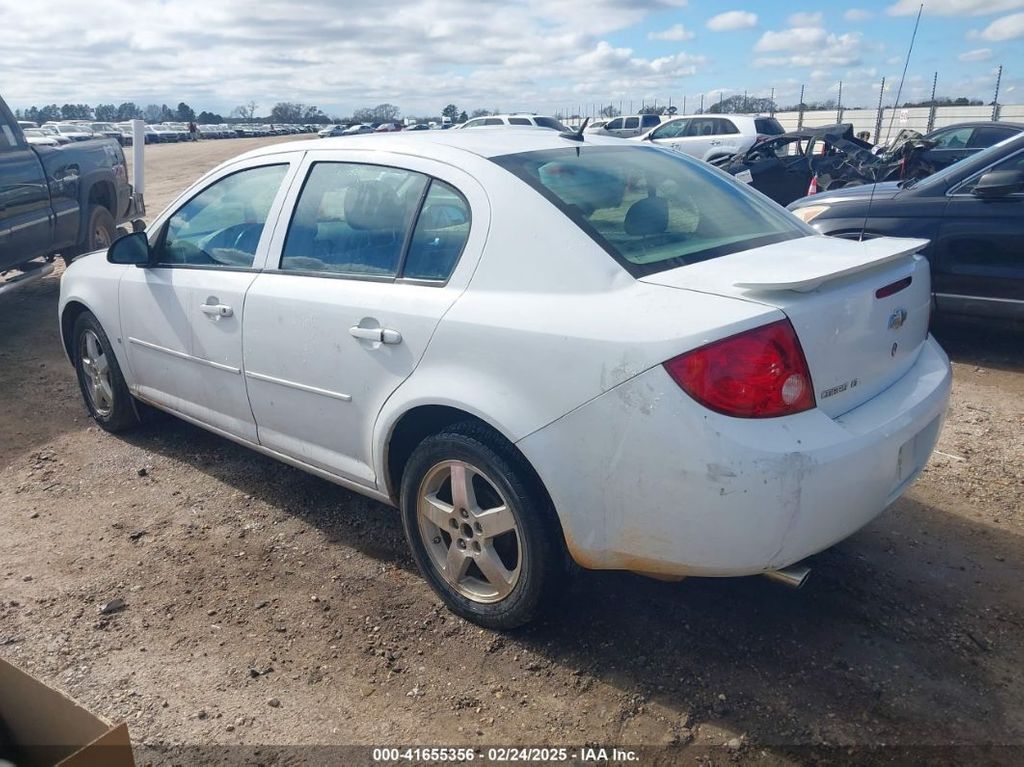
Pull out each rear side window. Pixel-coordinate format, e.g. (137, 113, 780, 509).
(686, 118, 717, 137)
(403, 181, 471, 281)
(533, 117, 568, 131)
(493, 146, 806, 277)
(716, 119, 740, 135)
(932, 127, 972, 148)
(641, 115, 660, 128)
(624, 117, 640, 130)
(281, 163, 428, 277)
(968, 126, 1017, 149)
(483, 118, 503, 126)
(509, 117, 531, 126)
(754, 118, 785, 136)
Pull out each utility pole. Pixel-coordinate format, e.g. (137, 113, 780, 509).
(836, 80, 843, 123)
(874, 77, 885, 143)
(769, 87, 775, 116)
(927, 71, 938, 132)
(992, 65, 1003, 120)
(797, 84, 805, 130)
(699, 94, 704, 114)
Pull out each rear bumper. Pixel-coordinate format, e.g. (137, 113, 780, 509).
(518, 336, 952, 577)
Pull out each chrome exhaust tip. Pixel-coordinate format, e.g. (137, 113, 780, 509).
(762, 564, 811, 589)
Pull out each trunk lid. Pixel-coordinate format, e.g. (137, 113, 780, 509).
(639, 235, 932, 418)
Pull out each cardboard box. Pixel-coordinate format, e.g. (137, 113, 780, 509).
(0, 657, 134, 767)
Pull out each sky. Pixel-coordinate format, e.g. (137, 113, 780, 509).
(2, 0, 1022, 118)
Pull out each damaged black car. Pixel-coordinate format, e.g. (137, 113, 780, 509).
(714, 123, 935, 206)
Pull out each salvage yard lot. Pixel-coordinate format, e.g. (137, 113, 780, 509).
(1, 135, 1023, 760)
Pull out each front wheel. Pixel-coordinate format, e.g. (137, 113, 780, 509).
(72, 311, 141, 433)
(400, 423, 569, 629)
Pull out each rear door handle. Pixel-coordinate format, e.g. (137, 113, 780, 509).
(200, 303, 233, 318)
(349, 325, 402, 344)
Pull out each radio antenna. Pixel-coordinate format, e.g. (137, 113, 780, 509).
(862, 2, 922, 242)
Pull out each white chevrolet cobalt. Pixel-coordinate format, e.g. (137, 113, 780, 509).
(59, 129, 951, 628)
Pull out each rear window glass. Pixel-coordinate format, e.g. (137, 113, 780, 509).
(754, 118, 785, 136)
(492, 146, 807, 277)
(533, 117, 568, 131)
(509, 117, 531, 126)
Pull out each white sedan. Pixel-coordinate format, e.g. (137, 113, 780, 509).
(59, 129, 951, 628)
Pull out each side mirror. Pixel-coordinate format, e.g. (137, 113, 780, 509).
(107, 231, 152, 266)
(972, 169, 1024, 198)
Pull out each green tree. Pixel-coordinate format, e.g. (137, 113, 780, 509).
(115, 102, 142, 120)
(457, 110, 468, 123)
(61, 103, 92, 119)
(38, 104, 62, 122)
(94, 104, 117, 121)
(599, 105, 621, 118)
(470, 108, 492, 118)
(371, 103, 401, 123)
(197, 110, 224, 124)
(159, 104, 175, 122)
(176, 102, 196, 122)
(441, 104, 459, 123)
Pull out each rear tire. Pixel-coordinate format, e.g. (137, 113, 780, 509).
(400, 422, 570, 630)
(64, 205, 116, 265)
(72, 311, 140, 433)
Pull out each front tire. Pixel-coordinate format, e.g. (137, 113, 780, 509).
(400, 422, 569, 630)
(72, 311, 140, 433)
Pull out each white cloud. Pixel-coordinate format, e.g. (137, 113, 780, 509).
(706, 10, 758, 31)
(978, 11, 1024, 38)
(754, 32, 863, 68)
(0, 0, 702, 117)
(755, 27, 827, 51)
(958, 47, 994, 59)
(648, 23, 695, 41)
(844, 8, 874, 20)
(788, 11, 823, 26)
(887, 0, 1024, 16)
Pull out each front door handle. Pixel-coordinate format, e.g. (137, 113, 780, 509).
(200, 303, 233, 318)
(349, 325, 402, 344)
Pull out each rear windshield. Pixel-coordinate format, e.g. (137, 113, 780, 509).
(533, 117, 568, 131)
(754, 117, 785, 135)
(492, 146, 808, 277)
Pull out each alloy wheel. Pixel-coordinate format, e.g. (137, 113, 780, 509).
(79, 329, 114, 416)
(416, 460, 522, 603)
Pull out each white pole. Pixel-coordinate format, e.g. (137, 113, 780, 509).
(131, 119, 145, 200)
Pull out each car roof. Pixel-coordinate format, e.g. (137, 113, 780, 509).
(233, 127, 626, 164)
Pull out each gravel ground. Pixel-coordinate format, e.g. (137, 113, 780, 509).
(1, 136, 1022, 765)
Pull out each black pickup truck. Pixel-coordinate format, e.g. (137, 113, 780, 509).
(1, 93, 144, 285)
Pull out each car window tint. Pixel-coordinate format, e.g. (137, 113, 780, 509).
(754, 117, 785, 135)
(0, 111, 18, 149)
(641, 115, 660, 128)
(605, 118, 623, 130)
(652, 120, 687, 140)
(932, 127, 973, 149)
(281, 163, 428, 277)
(957, 149, 1024, 194)
(495, 146, 806, 277)
(509, 117, 531, 126)
(156, 164, 288, 268)
(968, 126, 1017, 149)
(716, 119, 740, 135)
(484, 118, 503, 126)
(402, 180, 470, 281)
(686, 118, 716, 137)
(533, 117, 568, 131)
(463, 119, 484, 129)
(624, 117, 640, 129)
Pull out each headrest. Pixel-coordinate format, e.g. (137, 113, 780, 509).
(624, 197, 668, 237)
(344, 181, 403, 231)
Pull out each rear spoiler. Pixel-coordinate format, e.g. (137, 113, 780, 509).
(733, 237, 929, 293)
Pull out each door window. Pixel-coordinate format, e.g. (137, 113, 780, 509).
(153, 164, 288, 268)
(651, 120, 688, 140)
(930, 127, 972, 149)
(624, 117, 640, 130)
(686, 118, 717, 137)
(605, 118, 623, 131)
(509, 117, 531, 126)
(955, 150, 1024, 195)
(715, 119, 740, 135)
(402, 180, 471, 281)
(968, 126, 1017, 149)
(280, 163, 429, 277)
(0, 111, 17, 149)
(641, 115, 660, 129)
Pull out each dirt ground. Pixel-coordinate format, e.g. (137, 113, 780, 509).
(1, 136, 1023, 765)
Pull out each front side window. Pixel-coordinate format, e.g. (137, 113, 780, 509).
(154, 164, 288, 268)
(493, 146, 808, 277)
(605, 118, 623, 131)
(932, 127, 972, 149)
(955, 149, 1024, 195)
(509, 117, 531, 126)
(624, 117, 640, 130)
(652, 120, 687, 140)
(484, 118, 503, 126)
(281, 163, 428, 277)
(463, 119, 485, 129)
(0, 113, 17, 149)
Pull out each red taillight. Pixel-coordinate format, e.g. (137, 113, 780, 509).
(663, 320, 816, 418)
